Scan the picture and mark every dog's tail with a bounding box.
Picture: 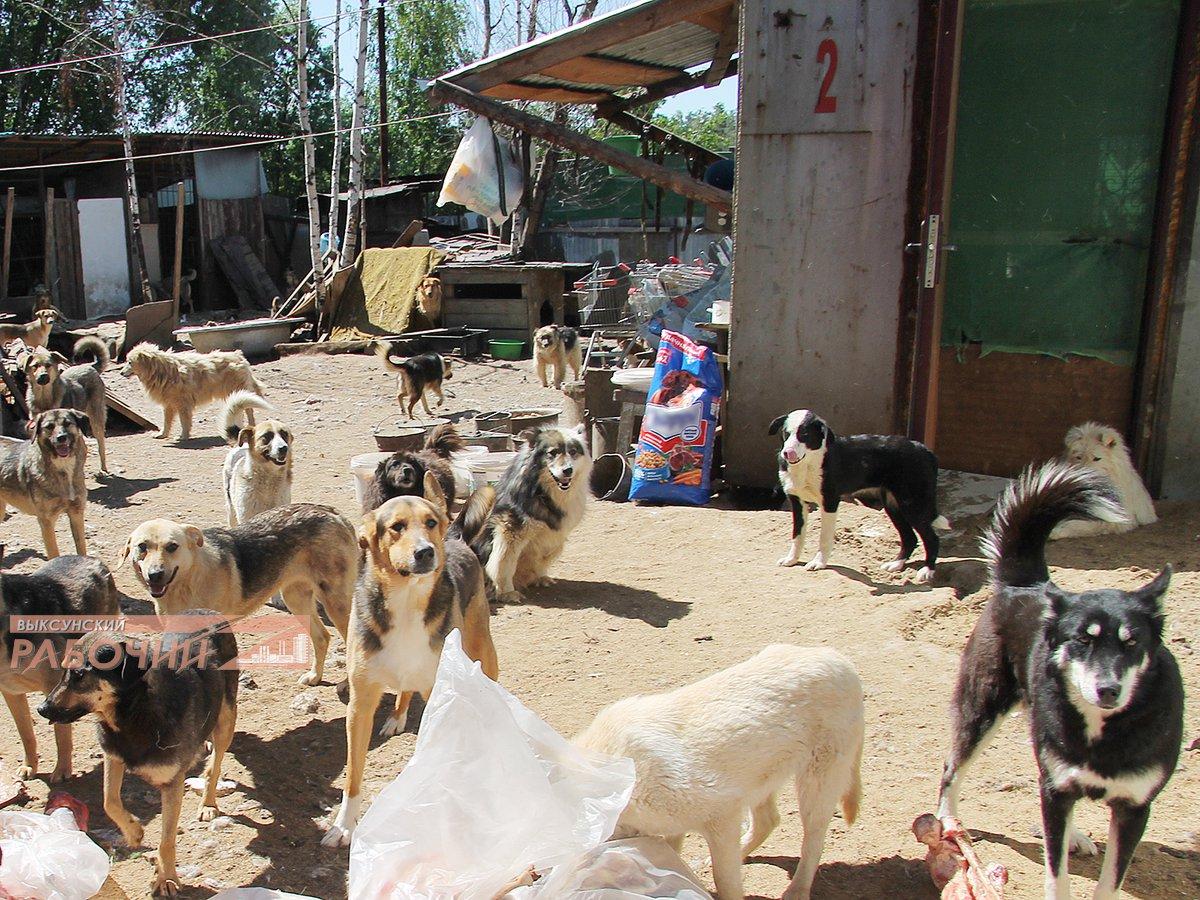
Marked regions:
[841,736,863,827]
[981,460,1126,587]
[450,484,496,545]
[374,340,404,372]
[424,422,464,458]
[220,391,273,444]
[71,336,109,372]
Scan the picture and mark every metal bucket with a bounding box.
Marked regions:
[590,453,631,502]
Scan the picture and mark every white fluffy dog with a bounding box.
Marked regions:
[220,392,292,527]
[574,644,864,900]
[1051,422,1156,539]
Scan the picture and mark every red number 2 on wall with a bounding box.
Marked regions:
[815,38,838,114]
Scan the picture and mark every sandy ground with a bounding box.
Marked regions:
[0,351,1196,900]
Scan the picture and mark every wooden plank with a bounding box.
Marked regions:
[209,238,255,309]
[482,83,613,104]
[171,183,184,308]
[704,1,740,86]
[42,187,54,291]
[598,58,738,114]
[427,80,733,212]
[444,310,530,328]
[593,109,724,165]
[105,389,155,432]
[0,187,12,302]
[449,0,733,93]
[51,200,84,318]
[540,54,684,87]
[437,267,548,285]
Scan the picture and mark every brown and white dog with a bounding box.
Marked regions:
[533,324,581,390]
[220,391,292,527]
[322,474,499,847]
[24,336,110,473]
[0,308,62,350]
[120,504,357,686]
[373,342,452,420]
[0,409,90,558]
[120,342,264,441]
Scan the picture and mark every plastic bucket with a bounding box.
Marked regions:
[350,452,393,508]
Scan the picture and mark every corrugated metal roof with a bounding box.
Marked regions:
[0,131,281,142]
[440,0,736,104]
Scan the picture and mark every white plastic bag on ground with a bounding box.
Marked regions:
[438,118,526,224]
[349,630,635,900]
[210,890,319,900]
[0,808,109,900]
[515,838,713,900]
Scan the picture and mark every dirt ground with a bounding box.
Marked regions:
[1,350,1197,899]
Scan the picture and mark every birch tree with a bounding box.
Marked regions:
[326,0,344,256]
[340,0,370,267]
[295,0,326,312]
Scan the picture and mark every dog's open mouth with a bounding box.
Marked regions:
[146,567,178,599]
[269,455,288,466]
[552,473,573,490]
[783,449,801,465]
[53,441,73,458]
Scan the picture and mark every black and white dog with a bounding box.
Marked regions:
[938,461,1183,899]
[768,409,947,583]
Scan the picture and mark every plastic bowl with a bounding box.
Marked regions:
[349,452,393,508]
[489,339,527,360]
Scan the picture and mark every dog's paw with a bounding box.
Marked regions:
[121,818,145,848]
[197,804,219,823]
[1069,828,1098,857]
[530,575,555,588]
[152,869,180,897]
[913,566,935,585]
[497,590,526,604]
[777,554,801,568]
[803,555,828,572]
[297,670,322,686]
[880,559,906,573]
[154,432,169,440]
[321,824,353,848]
[48,763,71,783]
[16,764,33,781]
[378,715,405,738]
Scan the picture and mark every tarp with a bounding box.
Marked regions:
[329,247,444,341]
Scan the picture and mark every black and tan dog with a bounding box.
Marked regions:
[322,473,499,847]
[373,342,452,420]
[360,422,462,513]
[0,546,119,782]
[39,611,238,897]
[0,409,91,558]
[120,504,357,686]
[23,336,110,474]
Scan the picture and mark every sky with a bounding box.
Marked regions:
[306,0,737,117]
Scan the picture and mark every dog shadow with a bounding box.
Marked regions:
[973,829,1200,899]
[825,558,987,598]
[0,546,45,568]
[90,475,177,509]
[173,435,226,451]
[520,579,690,627]
[745,853,937,899]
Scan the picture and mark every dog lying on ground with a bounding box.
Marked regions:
[24,336,110,474]
[373,342,451,419]
[322,474,499,847]
[220,391,292,526]
[120,342,264,441]
[0,308,61,350]
[0,547,119,782]
[0,409,90,558]
[533,324,581,390]
[120,504,357,686]
[1051,422,1157,540]
[938,461,1182,899]
[769,409,948,583]
[467,424,591,603]
[575,644,864,900]
[39,610,238,897]
[360,422,462,514]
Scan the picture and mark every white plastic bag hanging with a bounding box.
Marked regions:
[349,630,635,900]
[0,807,110,900]
[438,117,526,224]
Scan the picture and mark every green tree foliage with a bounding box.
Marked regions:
[649,103,736,153]
[366,0,469,180]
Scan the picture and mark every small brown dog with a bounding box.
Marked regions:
[417,275,443,324]
[0,309,61,350]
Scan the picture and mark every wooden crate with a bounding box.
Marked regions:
[437,264,568,346]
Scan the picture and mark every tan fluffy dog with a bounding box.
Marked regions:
[322,474,498,847]
[417,275,442,324]
[0,308,61,350]
[120,342,264,440]
[120,504,357,686]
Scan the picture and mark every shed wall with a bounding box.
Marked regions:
[725,0,920,487]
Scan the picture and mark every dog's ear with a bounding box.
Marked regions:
[72,410,92,437]
[25,414,38,436]
[1104,431,1118,449]
[51,351,69,367]
[768,415,787,436]
[117,536,132,569]
[113,640,150,684]
[1041,585,1071,631]
[237,427,255,448]
[422,471,447,516]
[1132,565,1171,619]
[357,522,373,552]
[517,427,539,446]
[184,525,204,548]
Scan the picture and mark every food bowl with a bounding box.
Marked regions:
[459,430,514,451]
[488,339,527,360]
[174,317,305,357]
[372,417,448,452]
[469,451,518,486]
[508,407,561,432]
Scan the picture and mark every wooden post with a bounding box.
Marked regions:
[171,182,185,307]
[0,187,13,302]
[43,187,54,290]
[427,79,734,212]
[377,3,389,187]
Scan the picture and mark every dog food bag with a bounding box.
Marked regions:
[629,330,723,506]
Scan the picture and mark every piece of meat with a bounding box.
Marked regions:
[912,814,1006,899]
